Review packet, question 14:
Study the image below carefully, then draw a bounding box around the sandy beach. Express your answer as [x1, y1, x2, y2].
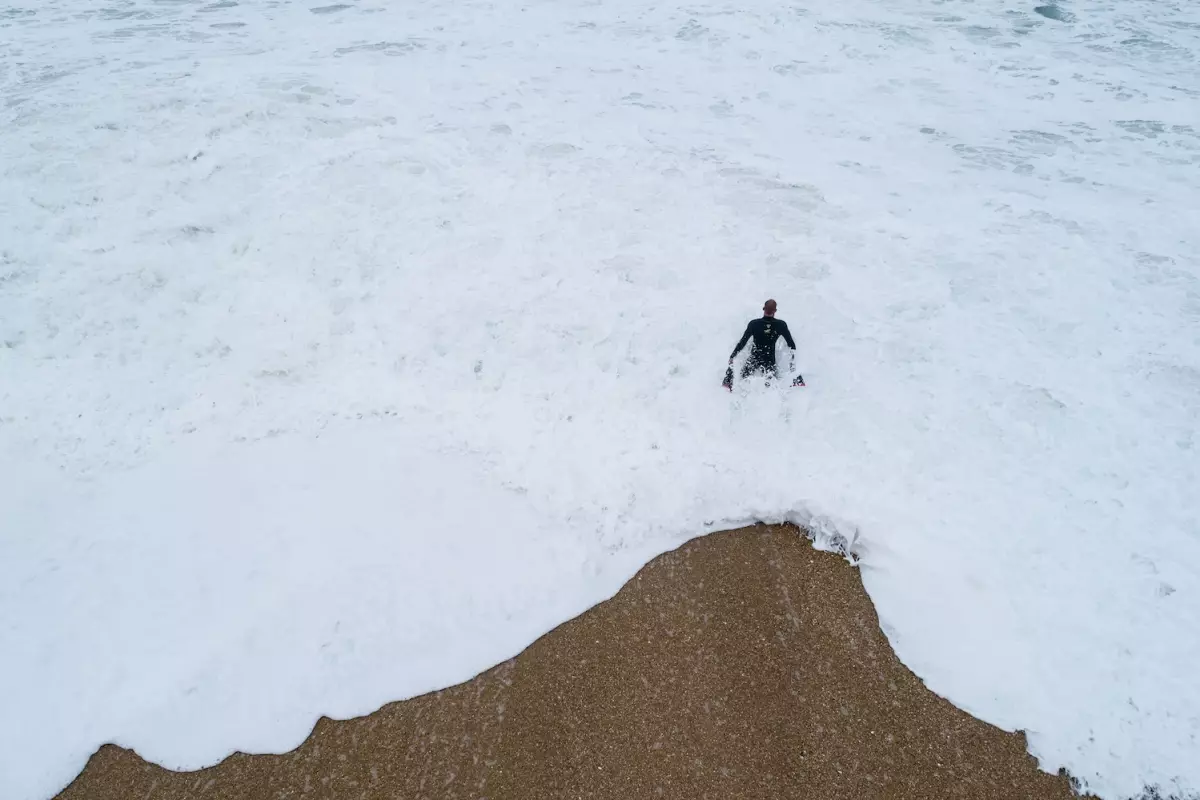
[57, 525, 1086, 800]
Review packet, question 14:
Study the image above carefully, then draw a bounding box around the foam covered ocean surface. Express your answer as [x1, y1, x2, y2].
[2, 0, 1198, 797]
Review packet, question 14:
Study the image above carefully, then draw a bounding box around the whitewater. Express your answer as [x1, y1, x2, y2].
[1, 0, 1197, 797]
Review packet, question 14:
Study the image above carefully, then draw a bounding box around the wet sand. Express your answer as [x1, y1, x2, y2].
[57, 524, 1086, 799]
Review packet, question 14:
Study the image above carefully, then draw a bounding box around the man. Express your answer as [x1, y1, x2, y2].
[724, 299, 804, 388]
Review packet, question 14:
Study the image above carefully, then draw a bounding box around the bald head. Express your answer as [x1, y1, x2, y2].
[763, 299, 777, 316]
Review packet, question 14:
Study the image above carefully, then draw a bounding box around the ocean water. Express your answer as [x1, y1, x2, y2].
[2, 0, 1198, 797]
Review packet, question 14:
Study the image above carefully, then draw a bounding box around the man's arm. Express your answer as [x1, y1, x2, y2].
[730, 323, 753, 361]
[779, 320, 797, 350]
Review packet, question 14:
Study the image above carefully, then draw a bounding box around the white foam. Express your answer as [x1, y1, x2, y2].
[2, 0, 1198, 797]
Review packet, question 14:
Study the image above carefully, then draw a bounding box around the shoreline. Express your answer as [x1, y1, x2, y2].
[57, 524, 1088, 799]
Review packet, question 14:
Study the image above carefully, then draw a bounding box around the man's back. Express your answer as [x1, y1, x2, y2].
[747, 316, 788, 355]
[731, 315, 796, 364]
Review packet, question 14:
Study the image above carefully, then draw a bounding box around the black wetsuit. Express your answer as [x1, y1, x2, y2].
[731, 316, 796, 378]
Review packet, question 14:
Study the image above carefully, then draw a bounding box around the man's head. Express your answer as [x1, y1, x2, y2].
[763, 299, 777, 317]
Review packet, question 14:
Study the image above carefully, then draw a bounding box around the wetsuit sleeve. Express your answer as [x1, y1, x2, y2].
[730, 323, 753, 359]
[779, 320, 797, 349]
